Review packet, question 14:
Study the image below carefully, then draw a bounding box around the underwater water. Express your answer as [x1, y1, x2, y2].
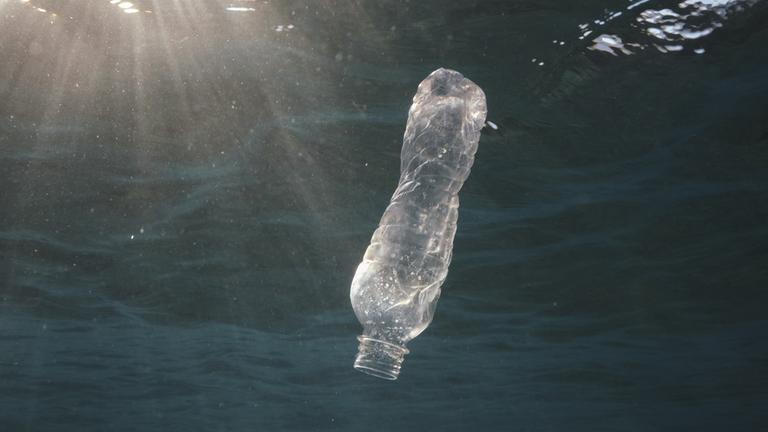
[1, 0, 767, 430]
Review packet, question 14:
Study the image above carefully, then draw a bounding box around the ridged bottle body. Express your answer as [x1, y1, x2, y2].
[350, 68, 486, 379]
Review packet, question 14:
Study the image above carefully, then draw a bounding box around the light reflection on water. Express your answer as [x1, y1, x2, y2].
[581, 0, 763, 56]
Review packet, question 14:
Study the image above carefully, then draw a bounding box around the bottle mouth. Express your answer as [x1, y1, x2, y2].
[354, 336, 409, 380]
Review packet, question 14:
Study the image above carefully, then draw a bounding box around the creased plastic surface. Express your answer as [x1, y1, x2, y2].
[351, 68, 487, 346]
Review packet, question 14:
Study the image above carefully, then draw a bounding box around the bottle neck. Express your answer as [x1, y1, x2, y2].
[353, 336, 409, 380]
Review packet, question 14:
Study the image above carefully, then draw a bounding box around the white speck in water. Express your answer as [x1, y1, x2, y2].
[139, 227, 144, 234]
[538, 61, 545, 66]
[486, 120, 499, 130]
[130, 234, 135, 240]
[694, 47, 705, 54]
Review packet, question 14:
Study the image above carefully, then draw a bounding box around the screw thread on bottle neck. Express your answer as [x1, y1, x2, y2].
[353, 336, 409, 380]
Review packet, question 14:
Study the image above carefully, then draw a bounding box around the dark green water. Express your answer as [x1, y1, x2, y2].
[1, 0, 767, 430]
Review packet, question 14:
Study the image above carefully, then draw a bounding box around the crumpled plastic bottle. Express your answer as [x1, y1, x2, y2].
[350, 68, 487, 380]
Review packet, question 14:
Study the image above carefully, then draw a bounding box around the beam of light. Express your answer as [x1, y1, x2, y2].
[5, 0, 388, 227]
[0, 0, 401, 324]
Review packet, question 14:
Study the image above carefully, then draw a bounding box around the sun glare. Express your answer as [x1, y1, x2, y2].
[226, 7, 256, 12]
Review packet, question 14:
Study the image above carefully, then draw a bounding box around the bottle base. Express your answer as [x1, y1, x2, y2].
[353, 336, 409, 380]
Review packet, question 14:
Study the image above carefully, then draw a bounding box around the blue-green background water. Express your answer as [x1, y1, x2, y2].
[1, 0, 767, 430]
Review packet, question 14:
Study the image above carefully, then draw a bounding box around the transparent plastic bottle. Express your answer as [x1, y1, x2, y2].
[350, 68, 487, 380]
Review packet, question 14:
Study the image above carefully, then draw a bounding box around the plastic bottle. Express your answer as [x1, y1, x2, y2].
[350, 68, 487, 380]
